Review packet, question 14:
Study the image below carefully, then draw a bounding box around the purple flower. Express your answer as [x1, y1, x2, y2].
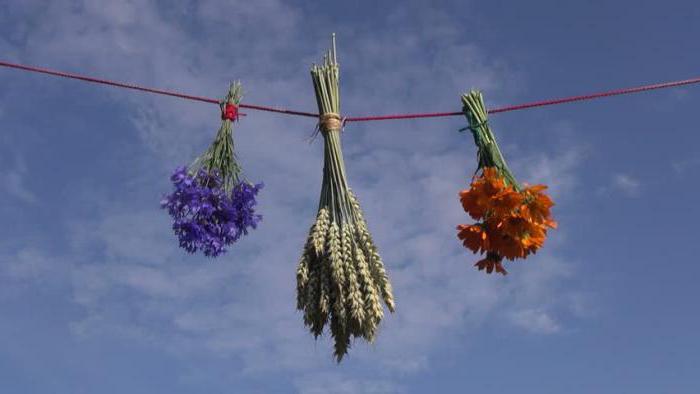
[161, 166, 264, 257]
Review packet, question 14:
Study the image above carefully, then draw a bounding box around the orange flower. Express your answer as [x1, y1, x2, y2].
[457, 168, 557, 275]
[482, 167, 507, 192]
[490, 188, 523, 218]
[459, 188, 490, 220]
[545, 219, 558, 229]
[494, 234, 526, 260]
[460, 167, 510, 220]
[500, 215, 549, 255]
[521, 184, 556, 227]
[474, 252, 507, 275]
[496, 215, 529, 239]
[522, 233, 545, 255]
[488, 217, 543, 259]
[456, 224, 489, 254]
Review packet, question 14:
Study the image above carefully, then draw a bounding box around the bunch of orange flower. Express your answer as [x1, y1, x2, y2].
[457, 167, 557, 275]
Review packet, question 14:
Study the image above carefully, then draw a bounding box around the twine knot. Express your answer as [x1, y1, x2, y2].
[319, 113, 342, 132]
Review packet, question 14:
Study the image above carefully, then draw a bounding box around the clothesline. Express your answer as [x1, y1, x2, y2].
[1, 59, 699, 122]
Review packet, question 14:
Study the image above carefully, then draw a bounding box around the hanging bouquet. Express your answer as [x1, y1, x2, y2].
[161, 82, 263, 257]
[457, 91, 557, 275]
[295, 37, 395, 362]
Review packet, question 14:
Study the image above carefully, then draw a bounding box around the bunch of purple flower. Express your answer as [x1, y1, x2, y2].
[161, 166, 263, 257]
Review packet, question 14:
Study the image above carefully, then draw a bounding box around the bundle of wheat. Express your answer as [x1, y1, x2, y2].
[296, 36, 395, 362]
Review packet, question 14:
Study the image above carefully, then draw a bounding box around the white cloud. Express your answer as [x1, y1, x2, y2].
[612, 173, 641, 197]
[0, 154, 37, 204]
[0, 247, 70, 303]
[595, 172, 641, 198]
[508, 308, 560, 334]
[1, 169, 37, 204]
[672, 156, 700, 174]
[295, 372, 403, 394]
[510, 132, 585, 200]
[0, 248, 52, 281]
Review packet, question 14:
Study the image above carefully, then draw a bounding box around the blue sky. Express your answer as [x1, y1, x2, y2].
[1, 1, 699, 393]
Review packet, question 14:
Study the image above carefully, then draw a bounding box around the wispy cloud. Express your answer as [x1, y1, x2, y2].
[295, 372, 403, 394]
[672, 155, 700, 174]
[1, 169, 37, 204]
[0, 248, 52, 281]
[508, 308, 561, 334]
[612, 173, 641, 197]
[595, 173, 642, 198]
[0, 154, 37, 205]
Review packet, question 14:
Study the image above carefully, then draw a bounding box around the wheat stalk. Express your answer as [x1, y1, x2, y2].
[296, 35, 395, 362]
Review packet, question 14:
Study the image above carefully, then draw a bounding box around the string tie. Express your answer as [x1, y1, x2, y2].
[221, 103, 238, 121]
[458, 120, 488, 133]
[319, 113, 342, 132]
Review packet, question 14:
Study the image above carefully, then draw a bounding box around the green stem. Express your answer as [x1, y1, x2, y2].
[189, 81, 245, 193]
[461, 90, 521, 191]
[311, 37, 355, 226]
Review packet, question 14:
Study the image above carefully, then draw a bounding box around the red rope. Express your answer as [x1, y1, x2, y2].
[2, 60, 699, 121]
[0, 60, 318, 118]
[486, 77, 700, 114]
[345, 76, 700, 121]
[345, 111, 462, 122]
[0, 60, 220, 104]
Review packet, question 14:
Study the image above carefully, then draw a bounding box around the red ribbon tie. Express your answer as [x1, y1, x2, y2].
[222, 103, 238, 121]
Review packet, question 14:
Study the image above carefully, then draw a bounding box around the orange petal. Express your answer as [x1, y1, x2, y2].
[474, 253, 507, 275]
[457, 224, 488, 254]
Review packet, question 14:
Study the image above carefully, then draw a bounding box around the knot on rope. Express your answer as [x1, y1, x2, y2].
[221, 103, 239, 121]
[319, 113, 342, 132]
